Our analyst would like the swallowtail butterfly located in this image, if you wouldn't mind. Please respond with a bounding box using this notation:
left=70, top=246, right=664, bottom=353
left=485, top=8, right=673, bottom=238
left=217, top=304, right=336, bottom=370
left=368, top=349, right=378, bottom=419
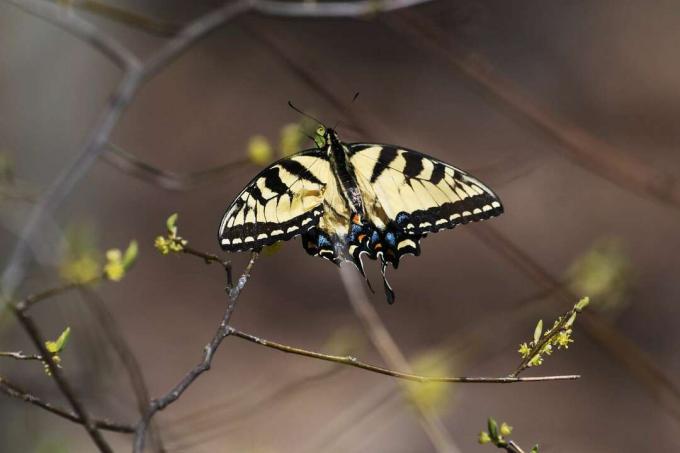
left=218, top=119, right=503, bottom=303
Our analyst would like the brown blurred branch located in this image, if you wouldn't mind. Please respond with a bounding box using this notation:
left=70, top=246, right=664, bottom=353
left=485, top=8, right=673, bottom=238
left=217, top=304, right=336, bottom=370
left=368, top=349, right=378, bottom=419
left=230, top=328, right=579, bottom=384
left=132, top=252, right=258, bottom=453
left=0, top=375, right=135, bottom=433
left=389, top=10, right=680, bottom=211
left=104, top=143, right=249, bottom=191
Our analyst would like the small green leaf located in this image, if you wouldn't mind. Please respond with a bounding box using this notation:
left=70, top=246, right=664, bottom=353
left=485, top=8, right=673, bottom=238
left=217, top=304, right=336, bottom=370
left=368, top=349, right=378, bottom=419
left=166, top=213, right=178, bottom=235
left=531, top=444, right=540, bottom=453
left=575, top=296, right=590, bottom=312
left=533, top=319, right=543, bottom=344
left=487, top=418, right=500, bottom=443
left=122, top=240, right=139, bottom=270
left=478, top=431, right=491, bottom=444
left=45, top=327, right=71, bottom=353
left=564, top=312, right=577, bottom=328
left=500, top=422, right=513, bottom=436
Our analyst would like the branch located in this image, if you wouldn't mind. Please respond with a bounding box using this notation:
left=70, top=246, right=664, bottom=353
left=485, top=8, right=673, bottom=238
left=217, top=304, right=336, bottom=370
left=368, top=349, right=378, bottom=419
left=0, top=375, right=134, bottom=433
left=469, top=224, right=680, bottom=423
left=1, top=0, right=251, bottom=301
left=132, top=252, right=258, bottom=453
left=103, top=142, right=249, bottom=191
left=339, top=266, right=462, bottom=453
left=14, top=275, right=102, bottom=312
left=10, top=306, right=114, bottom=452
left=0, top=351, right=42, bottom=361
left=229, top=328, right=579, bottom=384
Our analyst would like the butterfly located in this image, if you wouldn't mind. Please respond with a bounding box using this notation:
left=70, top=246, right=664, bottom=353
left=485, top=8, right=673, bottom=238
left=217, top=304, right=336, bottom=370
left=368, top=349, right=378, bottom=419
left=218, top=118, right=503, bottom=303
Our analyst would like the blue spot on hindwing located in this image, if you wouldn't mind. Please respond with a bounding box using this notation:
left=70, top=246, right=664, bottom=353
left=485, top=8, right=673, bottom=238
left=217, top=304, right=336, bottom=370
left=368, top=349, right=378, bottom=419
left=318, top=234, right=332, bottom=247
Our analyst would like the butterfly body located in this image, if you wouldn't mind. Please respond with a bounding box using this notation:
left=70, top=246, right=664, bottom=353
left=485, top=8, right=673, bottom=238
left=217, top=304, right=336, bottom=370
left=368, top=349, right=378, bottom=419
left=218, top=128, right=503, bottom=303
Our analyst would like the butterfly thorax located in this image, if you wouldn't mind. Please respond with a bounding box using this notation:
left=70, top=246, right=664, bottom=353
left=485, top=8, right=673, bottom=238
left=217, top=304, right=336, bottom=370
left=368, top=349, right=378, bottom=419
left=326, top=130, right=365, bottom=217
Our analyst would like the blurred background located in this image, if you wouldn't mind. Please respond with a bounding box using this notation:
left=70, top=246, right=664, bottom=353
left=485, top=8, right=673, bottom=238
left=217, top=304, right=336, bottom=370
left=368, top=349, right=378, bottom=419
left=1, top=0, right=680, bottom=451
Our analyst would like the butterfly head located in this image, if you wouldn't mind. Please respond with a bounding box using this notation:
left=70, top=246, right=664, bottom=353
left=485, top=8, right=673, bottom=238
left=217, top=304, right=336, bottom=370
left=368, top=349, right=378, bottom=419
left=315, top=125, right=342, bottom=149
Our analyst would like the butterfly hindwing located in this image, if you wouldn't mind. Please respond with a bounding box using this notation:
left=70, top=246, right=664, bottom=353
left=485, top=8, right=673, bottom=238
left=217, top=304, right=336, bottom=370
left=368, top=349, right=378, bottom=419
left=218, top=149, right=330, bottom=251
left=348, top=144, right=503, bottom=236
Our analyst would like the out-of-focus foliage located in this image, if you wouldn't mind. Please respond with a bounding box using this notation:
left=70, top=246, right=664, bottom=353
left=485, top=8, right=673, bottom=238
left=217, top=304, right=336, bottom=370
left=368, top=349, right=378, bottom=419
left=406, top=348, right=456, bottom=413
left=247, top=120, right=324, bottom=166
left=0, top=152, right=13, bottom=182
left=104, top=240, right=139, bottom=282
left=33, top=437, right=70, bottom=453
left=322, top=325, right=365, bottom=356
left=155, top=213, right=187, bottom=254
left=279, top=123, right=307, bottom=157
left=518, top=297, right=589, bottom=369
left=567, top=237, right=632, bottom=314
left=59, top=223, right=101, bottom=283
left=248, top=135, right=274, bottom=166
left=262, top=241, right=284, bottom=257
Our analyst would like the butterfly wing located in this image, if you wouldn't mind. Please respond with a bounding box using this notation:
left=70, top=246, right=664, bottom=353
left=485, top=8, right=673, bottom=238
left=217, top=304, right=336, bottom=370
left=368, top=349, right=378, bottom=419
left=348, top=143, right=503, bottom=236
left=218, top=149, right=330, bottom=252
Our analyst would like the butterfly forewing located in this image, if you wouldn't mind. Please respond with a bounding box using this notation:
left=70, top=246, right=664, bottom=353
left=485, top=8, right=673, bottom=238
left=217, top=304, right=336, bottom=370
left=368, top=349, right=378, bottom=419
left=218, top=149, right=330, bottom=251
left=348, top=144, right=503, bottom=235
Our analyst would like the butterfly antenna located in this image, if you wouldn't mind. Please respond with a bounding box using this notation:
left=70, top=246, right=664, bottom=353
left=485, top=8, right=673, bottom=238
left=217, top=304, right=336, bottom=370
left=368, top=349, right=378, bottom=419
left=288, top=101, right=325, bottom=127
left=352, top=91, right=360, bottom=102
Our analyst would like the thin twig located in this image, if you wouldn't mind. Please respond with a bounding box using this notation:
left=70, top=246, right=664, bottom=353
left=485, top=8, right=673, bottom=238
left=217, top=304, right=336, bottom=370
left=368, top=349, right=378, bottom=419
left=229, top=328, right=579, bottom=384
left=0, top=351, right=42, bottom=361
left=10, top=305, right=114, bottom=452
left=0, top=374, right=135, bottom=433
left=132, top=252, right=258, bottom=453
left=14, top=275, right=102, bottom=312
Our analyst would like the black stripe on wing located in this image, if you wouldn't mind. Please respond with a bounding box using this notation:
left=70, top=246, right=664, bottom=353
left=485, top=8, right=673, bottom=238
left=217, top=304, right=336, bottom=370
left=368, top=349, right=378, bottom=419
left=349, top=143, right=503, bottom=236
left=218, top=149, right=328, bottom=252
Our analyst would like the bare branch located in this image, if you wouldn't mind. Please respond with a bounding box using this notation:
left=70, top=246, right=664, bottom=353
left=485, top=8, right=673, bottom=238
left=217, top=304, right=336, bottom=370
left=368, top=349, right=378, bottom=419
left=10, top=306, right=114, bottom=452
left=132, top=252, right=258, bottom=453
left=0, top=374, right=134, bottom=433
left=229, top=328, right=579, bottom=384
left=15, top=275, right=103, bottom=312
left=0, top=351, right=42, bottom=361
